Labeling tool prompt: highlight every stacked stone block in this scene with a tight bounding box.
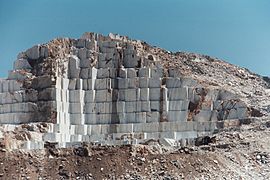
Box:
[0,33,251,149]
[0,79,39,124]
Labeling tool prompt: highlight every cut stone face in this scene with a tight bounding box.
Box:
[123,54,139,68]
[167,111,188,122]
[149,88,161,101]
[165,78,182,88]
[167,87,188,101]
[151,68,163,78]
[68,56,80,78]
[138,68,150,78]
[149,78,161,88]
[168,100,189,111]
[80,68,89,79]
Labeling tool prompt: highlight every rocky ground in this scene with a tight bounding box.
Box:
[0,118,269,180]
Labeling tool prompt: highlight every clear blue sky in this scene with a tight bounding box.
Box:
[0,0,270,77]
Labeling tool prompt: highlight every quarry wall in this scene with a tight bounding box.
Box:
[0,33,250,149]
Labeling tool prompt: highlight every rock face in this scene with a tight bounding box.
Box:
[0,32,267,149]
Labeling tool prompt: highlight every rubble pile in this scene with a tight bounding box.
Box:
[0,32,267,149]
[0,120,270,179]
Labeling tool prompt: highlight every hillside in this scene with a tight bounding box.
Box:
[0,32,269,179]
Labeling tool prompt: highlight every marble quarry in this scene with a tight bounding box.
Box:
[0,33,251,149]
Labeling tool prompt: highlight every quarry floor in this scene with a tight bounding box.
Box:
[0,120,270,180]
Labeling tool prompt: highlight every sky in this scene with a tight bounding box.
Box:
[0,0,270,77]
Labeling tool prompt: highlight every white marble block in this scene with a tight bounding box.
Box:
[125,113,136,123]
[127,68,137,78]
[149,88,161,101]
[193,110,212,122]
[149,78,161,88]
[168,111,188,122]
[123,55,139,68]
[97,68,110,78]
[125,101,139,113]
[89,67,98,79]
[75,125,88,135]
[165,78,182,88]
[25,45,40,59]
[14,59,32,70]
[141,101,151,112]
[128,78,139,89]
[69,103,83,114]
[85,113,97,124]
[95,78,111,90]
[118,68,127,78]
[95,89,112,102]
[146,112,160,123]
[118,79,129,89]
[76,79,83,90]
[84,90,95,103]
[68,79,76,90]
[136,112,146,123]
[139,88,149,101]
[96,114,111,124]
[78,48,87,60]
[167,87,188,101]
[68,56,80,78]
[69,90,85,103]
[84,103,96,113]
[150,101,160,112]
[115,101,125,113]
[80,68,89,79]
[61,78,69,90]
[96,102,112,114]
[169,100,189,111]
[70,114,85,125]
[139,78,149,88]
[151,68,163,78]
[119,89,139,101]
[138,68,151,78]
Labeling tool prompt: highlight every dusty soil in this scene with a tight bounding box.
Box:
[0,119,269,180]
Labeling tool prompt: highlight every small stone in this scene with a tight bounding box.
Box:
[125,174,130,179]
[159,171,165,176]
[238,134,244,140]
[184,148,189,153]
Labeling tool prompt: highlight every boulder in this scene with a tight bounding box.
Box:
[13,59,32,70]
[25,45,40,60]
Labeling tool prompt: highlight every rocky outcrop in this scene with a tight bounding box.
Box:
[0,32,266,149]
